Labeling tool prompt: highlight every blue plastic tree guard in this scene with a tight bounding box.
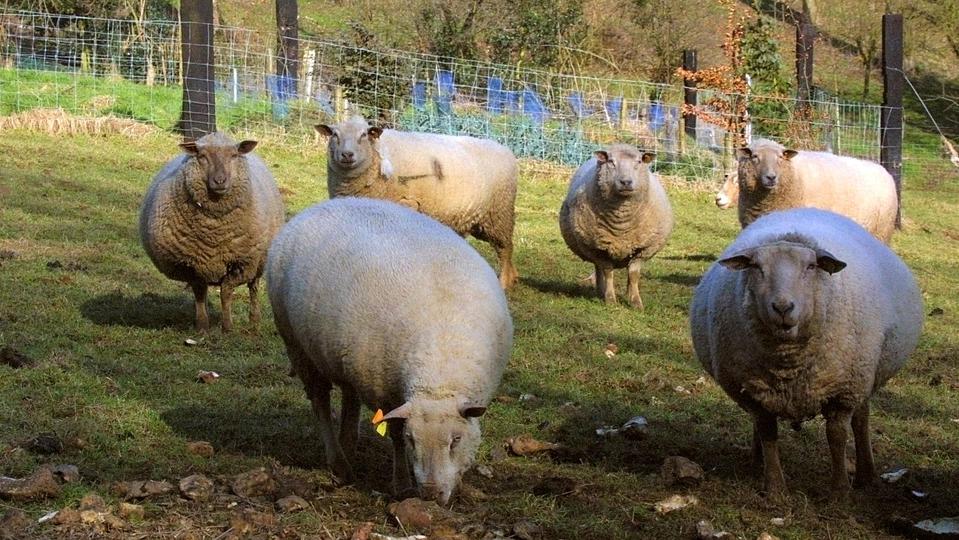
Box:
[266,74,297,119]
[487,77,505,113]
[649,102,666,132]
[605,96,623,123]
[412,81,427,110]
[434,70,455,116]
[505,91,522,113]
[522,88,547,124]
[566,92,592,118]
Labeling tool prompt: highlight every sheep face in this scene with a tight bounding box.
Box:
[180,138,258,196]
[737,145,798,190]
[715,171,739,209]
[385,397,485,505]
[719,242,846,341]
[315,120,383,172]
[594,149,655,198]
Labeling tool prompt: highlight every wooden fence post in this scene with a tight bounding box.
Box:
[275,0,298,85]
[178,0,216,140]
[881,13,903,227]
[682,50,697,143]
[796,13,815,110]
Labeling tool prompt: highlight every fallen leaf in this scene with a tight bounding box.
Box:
[505,434,562,456]
[620,416,649,440]
[880,468,908,483]
[275,495,309,513]
[184,338,199,346]
[653,494,699,514]
[196,370,219,383]
[387,497,440,531]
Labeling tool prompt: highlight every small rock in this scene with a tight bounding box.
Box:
[112,479,173,500]
[186,441,214,457]
[475,464,494,479]
[518,393,539,402]
[196,370,219,383]
[653,494,698,514]
[51,508,81,525]
[117,503,144,520]
[660,456,704,486]
[37,511,58,524]
[275,495,309,513]
[350,522,375,540]
[25,433,63,455]
[757,533,779,540]
[504,434,562,456]
[387,497,439,531]
[880,467,908,483]
[620,416,649,440]
[512,519,542,540]
[0,509,30,539]
[0,347,32,369]
[179,474,214,501]
[232,467,278,498]
[78,493,107,512]
[50,464,80,483]
[0,468,61,500]
[914,517,959,536]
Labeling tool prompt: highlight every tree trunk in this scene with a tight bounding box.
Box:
[802,0,819,26]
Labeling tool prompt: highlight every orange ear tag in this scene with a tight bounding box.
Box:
[372,409,388,437]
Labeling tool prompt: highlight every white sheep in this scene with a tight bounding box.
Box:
[315,116,519,289]
[690,208,923,501]
[737,139,898,242]
[266,197,513,505]
[139,132,285,332]
[715,170,739,209]
[559,145,674,308]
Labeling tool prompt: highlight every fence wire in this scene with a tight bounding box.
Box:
[0,8,928,183]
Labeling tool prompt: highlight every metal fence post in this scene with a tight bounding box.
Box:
[682,50,697,143]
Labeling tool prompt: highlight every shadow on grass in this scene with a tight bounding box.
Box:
[522,276,596,301]
[656,272,701,287]
[81,291,195,330]
[661,253,717,262]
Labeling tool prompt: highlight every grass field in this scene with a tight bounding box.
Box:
[0,129,958,539]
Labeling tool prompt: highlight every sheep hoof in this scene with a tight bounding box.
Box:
[629,296,644,310]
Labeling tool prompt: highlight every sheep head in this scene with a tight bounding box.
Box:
[315,117,382,173]
[382,396,486,505]
[180,134,257,197]
[594,147,655,199]
[719,241,845,341]
[715,171,739,209]
[737,142,798,191]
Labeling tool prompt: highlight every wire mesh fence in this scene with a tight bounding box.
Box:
[2,8,947,185]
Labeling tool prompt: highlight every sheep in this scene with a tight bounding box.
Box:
[139,132,284,332]
[559,145,674,309]
[737,138,898,243]
[314,116,519,289]
[715,170,739,209]
[689,208,923,501]
[266,197,513,505]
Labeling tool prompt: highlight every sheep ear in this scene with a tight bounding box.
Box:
[458,400,487,418]
[367,126,383,140]
[381,402,412,421]
[782,149,799,160]
[594,150,610,164]
[718,250,756,271]
[737,147,752,160]
[179,142,199,155]
[237,140,258,154]
[815,249,846,274]
[314,124,334,137]
[641,152,655,164]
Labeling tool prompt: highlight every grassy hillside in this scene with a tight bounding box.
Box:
[0,129,957,539]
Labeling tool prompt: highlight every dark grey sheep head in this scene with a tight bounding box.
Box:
[315,116,383,172]
[180,133,257,197]
[737,140,798,191]
[719,240,846,341]
[594,146,655,198]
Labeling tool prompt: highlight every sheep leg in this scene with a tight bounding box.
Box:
[494,241,519,290]
[751,422,763,469]
[308,382,355,484]
[825,411,852,500]
[190,281,210,332]
[626,258,644,309]
[338,386,361,457]
[389,420,415,497]
[851,401,875,488]
[219,283,234,333]
[755,413,787,502]
[247,279,260,331]
[596,265,616,304]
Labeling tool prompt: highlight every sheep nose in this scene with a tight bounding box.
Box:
[419,483,441,501]
[763,174,778,184]
[340,151,354,160]
[771,300,795,316]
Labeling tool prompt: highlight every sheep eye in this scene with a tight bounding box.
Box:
[450,435,462,450]
[806,263,817,272]
[359,133,368,140]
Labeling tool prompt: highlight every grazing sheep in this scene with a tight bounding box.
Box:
[267,197,513,505]
[690,208,923,501]
[737,139,898,243]
[559,145,674,308]
[139,132,284,332]
[715,170,739,209]
[315,116,519,289]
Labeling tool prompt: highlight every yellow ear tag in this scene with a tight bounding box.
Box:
[372,409,388,437]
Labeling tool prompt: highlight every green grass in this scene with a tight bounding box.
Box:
[0,129,957,539]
